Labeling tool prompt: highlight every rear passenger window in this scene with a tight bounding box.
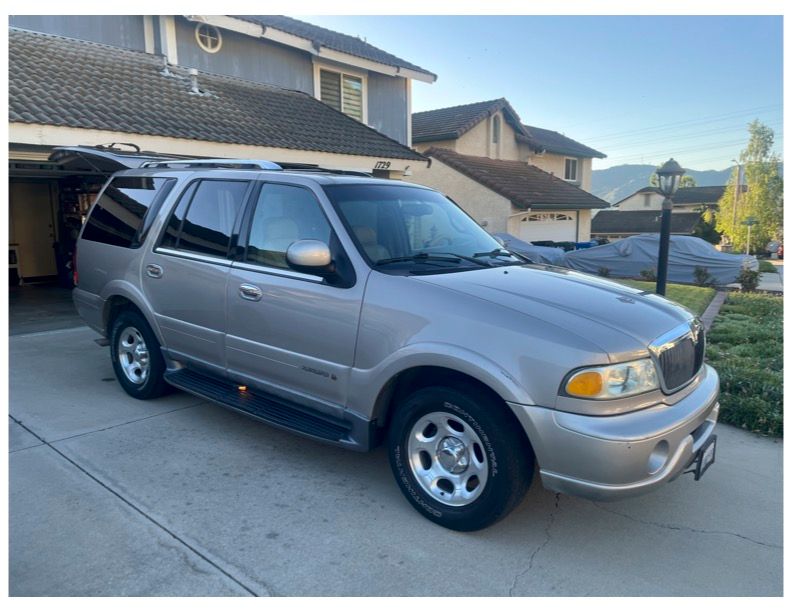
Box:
[81,177,176,248]
[162,180,249,258]
[246,184,331,269]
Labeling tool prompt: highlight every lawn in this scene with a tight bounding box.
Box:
[758,259,777,273]
[615,280,716,316]
[706,293,783,436]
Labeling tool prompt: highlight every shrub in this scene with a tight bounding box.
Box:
[597,267,611,277]
[693,266,714,287]
[737,268,760,292]
[639,267,657,281]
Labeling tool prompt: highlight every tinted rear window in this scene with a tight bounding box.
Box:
[81,176,175,248]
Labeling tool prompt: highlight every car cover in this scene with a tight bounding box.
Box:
[562,234,758,285]
[492,233,567,266]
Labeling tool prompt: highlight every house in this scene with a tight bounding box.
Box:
[591,210,703,242]
[408,99,609,242]
[615,185,732,212]
[8,15,435,285]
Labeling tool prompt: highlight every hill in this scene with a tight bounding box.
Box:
[592,164,733,204]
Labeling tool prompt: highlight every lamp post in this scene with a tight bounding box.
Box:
[655,158,685,296]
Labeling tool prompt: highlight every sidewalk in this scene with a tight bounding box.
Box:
[727,263,783,293]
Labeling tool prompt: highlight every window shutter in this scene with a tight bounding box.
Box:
[320,70,342,112]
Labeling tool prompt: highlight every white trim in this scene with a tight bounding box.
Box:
[313,61,368,125]
[143,16,155,54]
[406,78,412,147]
[182,15,436,83]
[158,15,178,65]
[194,23,223,54]
[9,123,428,174]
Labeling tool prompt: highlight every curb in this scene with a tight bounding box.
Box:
[700,290,727,331]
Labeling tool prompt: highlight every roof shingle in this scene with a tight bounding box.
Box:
[412,99,527,143]
[591,210,702,235]
[8,28,425,161]
[522,125,606,159]
[237,16,436,79]
[617,185,733,206]
[426,148,610,211]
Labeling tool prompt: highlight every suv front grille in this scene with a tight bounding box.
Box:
[651,322,705,392]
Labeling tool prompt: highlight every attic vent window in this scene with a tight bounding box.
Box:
[195,23,222,53]
[492,116,501,144]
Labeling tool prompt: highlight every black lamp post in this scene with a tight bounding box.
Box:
[655,158,685,295]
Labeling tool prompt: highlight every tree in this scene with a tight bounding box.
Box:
[649,172,696,188]
[715,120,783,252]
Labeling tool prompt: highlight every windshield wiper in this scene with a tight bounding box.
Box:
[375,253,463,266]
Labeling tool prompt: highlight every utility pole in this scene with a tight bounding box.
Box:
[731,162,742,232]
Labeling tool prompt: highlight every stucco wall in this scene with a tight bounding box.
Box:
[528,154,593,192]
[454,110,524,161]
[618,191,665,211]
[406,159,512,232]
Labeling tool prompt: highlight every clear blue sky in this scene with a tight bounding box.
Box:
[301,15,783,171]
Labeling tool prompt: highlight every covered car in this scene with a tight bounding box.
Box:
[493,232,567,266]
[562,233,758,285]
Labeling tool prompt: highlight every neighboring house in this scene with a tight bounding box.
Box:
[591,210,703,241]
[615,185,732,212]
[8,15,434,284]
[408,98,609,242]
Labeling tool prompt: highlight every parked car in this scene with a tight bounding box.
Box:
[563,234,758,285]
[72,148,720,531]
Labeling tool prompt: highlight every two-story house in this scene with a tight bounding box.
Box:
[407,98,609,243]
[8,15,435,285]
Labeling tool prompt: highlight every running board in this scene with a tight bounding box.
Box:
[164,368,355,444]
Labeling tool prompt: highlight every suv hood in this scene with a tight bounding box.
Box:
[414,264,695,360]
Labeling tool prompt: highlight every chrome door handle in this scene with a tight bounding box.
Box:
[239,284,263,301]
[146,264,163,279]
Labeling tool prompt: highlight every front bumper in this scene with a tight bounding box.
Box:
[510,364,720,500]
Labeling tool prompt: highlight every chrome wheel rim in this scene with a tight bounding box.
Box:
[407,411,489,507]
[117,326,150,385]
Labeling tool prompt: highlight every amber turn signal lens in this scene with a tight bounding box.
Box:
[237,385,248,392]
[565,371,603,397]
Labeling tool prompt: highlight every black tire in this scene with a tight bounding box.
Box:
[387,383,534,531]
[109,309,169,400]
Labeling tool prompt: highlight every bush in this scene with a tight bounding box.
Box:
[706,293,783,436]
[693,266,714,287]
[737,268,760,292]
[597,267,611,277]
[639,267,657,281]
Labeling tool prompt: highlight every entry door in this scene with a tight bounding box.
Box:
[10,182,57,280]
[225,183,364,410]
[141,179,251,372]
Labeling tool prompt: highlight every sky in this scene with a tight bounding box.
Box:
[301,15,783,171]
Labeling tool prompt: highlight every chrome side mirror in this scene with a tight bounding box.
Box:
[286,240,334,276]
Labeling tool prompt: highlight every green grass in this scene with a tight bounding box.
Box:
[615,280,716,316]
[706,293,783,436]
[758,259,777,273]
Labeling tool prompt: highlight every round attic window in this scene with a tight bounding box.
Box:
[195,23,222,53]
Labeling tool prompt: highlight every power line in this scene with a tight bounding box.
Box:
[605,138,751,163]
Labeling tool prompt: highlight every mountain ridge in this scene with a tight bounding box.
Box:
[591,164,733,204]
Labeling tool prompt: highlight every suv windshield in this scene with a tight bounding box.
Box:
[323,184,523,273]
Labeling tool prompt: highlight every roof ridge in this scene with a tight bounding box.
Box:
[412,98,504,117]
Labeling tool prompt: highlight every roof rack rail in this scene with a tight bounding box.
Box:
[140,159,283,170]
[278,162,372,177]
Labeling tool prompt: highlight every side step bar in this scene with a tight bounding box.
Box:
[164,368,354,444]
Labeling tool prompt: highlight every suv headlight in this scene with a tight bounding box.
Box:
[563,358,659,399]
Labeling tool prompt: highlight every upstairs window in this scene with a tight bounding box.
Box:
[492,116,501,144]
[564,158,579,182]
[320,68,364,122]
[195,23,222,53]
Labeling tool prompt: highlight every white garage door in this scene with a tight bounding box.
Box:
[518,212,577,242]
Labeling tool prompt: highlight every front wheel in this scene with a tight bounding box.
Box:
[387,384,534,531]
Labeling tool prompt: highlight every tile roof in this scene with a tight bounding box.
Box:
[591,210,702,235]
[425,148,610,211]
[8,28,425,161]
[522,125,606,159]
[412,99,528,143]
[237,16,436,79]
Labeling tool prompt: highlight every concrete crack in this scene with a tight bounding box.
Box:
[591,501,781,550]
[509,493,560,596]
[9,415,270,596]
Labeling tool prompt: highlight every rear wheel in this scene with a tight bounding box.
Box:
[387,383,534,531]
[109,310,168,399]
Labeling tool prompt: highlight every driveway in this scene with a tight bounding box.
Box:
[9,327,783,596]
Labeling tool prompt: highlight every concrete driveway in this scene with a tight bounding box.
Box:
[9,326,783,596]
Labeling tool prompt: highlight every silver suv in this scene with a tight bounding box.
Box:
[72,150,719,531]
